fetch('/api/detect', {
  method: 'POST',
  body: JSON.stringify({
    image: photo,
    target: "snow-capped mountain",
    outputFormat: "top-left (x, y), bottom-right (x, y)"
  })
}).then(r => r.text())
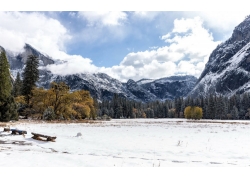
top-left (2, 44), bottom-right (197, 102)
top-left (38, 72), bottom-right (197, 102)
top-left (189, 15), bottom-right (250, 98)
top-left (141, 76), bottom-right (197, 100)
top-left (125, 79), bottom-right (157, 102)
top-left (6, 43), bottom-right (54, 69)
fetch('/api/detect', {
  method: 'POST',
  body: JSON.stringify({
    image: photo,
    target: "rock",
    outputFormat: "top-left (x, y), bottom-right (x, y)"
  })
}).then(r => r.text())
top-left (189, 15), bottom-right (250, 98)
top-left (76, 132), bottom-right (82, 137)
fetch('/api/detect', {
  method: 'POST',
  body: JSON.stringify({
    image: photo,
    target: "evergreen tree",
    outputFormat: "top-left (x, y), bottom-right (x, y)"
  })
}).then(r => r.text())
top-left (0, 51), bottom-right (12, 99)
top-left (174, 98), bottom-right (182, 118)
top-left (208, 94), bottom-right (215, 119)
top-left (240, 93), bottom-right (249, 119)
top-left (231, 105), bottom-right (239, 120)
top-left (12, 72), bottom-right (23, 97)
top-left (222, 97), bottom-right (228, 119)
top-left (0, 51), bottom-right (18, 121)
top-left (215, 95), bottom-right (225, 119)
top-left (22, 55), bottom-right (39, 104)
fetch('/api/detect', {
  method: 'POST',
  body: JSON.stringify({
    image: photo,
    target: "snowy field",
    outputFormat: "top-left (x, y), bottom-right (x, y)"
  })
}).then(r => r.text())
top-left (0, 118), bottom-right (250, 167)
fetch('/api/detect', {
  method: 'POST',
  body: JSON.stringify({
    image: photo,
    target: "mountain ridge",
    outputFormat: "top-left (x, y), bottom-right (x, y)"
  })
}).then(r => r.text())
top-left (1, 44), bottom-right (197, 102)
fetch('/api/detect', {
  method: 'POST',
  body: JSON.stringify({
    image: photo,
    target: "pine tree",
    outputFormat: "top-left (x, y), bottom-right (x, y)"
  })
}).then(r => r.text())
top-left (12, 72), bottom-right (23, 97)
top-left (231, 106), bottom-right (239, 120)
top-left (222, 97), bottom-right (228, 120)
top-left (174, 98), bottom-right (182, 118)
top-left (215, 95), bottom-right (225, 119)
top-left (0, 51), bottom-right (12, 100)
top-left (208, 94), bottom-right (215, 119)
top-left (0, 51), bottom-right (18, 121)
top-left (22, 55), bottom-right (39, 104)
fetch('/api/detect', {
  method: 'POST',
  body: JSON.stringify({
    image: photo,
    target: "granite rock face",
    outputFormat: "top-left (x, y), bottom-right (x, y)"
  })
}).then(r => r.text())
top-left (189, 15), bottom-right (250, 97)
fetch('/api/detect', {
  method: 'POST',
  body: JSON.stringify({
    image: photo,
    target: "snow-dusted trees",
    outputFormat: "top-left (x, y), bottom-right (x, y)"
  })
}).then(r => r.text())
top-left (98, 94), bottom-right (172, 119)
top-left (0, 51), bottom-right (18, 121)
top-left (98, 91), bottom-right (250, 120)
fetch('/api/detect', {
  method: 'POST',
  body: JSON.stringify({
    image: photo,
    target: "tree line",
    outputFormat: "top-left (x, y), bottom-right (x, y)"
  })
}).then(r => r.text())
top-left (2, 49), bottom-right (250, 121)
top-left (97, 92), bottom-right (250, 120)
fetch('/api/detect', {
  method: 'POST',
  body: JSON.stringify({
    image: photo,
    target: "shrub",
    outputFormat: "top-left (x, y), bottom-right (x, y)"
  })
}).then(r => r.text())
top-left (43, 106), bottom-right (55, 120)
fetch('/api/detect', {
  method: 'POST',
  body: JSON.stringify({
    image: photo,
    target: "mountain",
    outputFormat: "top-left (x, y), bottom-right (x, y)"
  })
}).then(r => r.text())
top-left (38, 72), bottom-right (197, 102)
top-left (6, 43), bottom-right (54, 70)
top-left (2, 44), bottom-right (197, 102)
top-left (141, 76), bottom-right (197, 100)
top-left (189, 15), bottom-right (250, 98)
top-left (48, 73), bottom-right (142, 101)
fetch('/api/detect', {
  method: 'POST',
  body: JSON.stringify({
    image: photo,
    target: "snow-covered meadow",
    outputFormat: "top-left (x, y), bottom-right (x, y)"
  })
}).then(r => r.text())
top-left (0, 119), bottom-right (250, 167)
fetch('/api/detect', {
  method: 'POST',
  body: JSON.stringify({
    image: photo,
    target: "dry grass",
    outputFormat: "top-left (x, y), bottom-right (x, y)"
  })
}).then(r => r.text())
top-left (1, 119), bottom-right (250, 128)
top-left (0, 119), bottom-right (104, 127)
top-left (0, 123), bottom-right (8, 127)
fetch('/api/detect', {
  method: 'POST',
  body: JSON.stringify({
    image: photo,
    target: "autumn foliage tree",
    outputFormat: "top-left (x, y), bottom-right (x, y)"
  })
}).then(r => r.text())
top-left (184, 106), bottom-right (203, 120)
top-left (30, 81), bottom-right (96, 120)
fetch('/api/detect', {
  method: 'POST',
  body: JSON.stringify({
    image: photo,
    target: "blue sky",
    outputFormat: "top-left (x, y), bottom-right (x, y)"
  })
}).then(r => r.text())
top-left (42, 11), bottom-right (246, 67)
top-left (0, 8), bottom-right (249, 82)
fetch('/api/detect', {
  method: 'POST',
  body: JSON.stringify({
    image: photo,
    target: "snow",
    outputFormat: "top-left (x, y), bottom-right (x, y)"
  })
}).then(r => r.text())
top-left (137, 79), bottom-right (155, 85)
top-left (10, 69), bottom-right (23, 79)
top-left (1, 119), bottom-right (250, 167)
top-left (191, 41), bottom-right (250, 97)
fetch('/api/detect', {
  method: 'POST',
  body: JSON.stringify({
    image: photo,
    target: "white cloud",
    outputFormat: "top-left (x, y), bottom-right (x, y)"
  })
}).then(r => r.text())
top-left (163, 17), bottom-right (219, 60)
top-left (45, 55), bottom-right (98, 75)
top-left (176, 61), bottom-right (204, 77)
top-left (69, 12), bottom-right (77, 17)
top-left (75, 11), bottom-right (129, 44)
top-left (0, 11), bottom-right (71, 58)
top-left (132, 11), bottom-right (160, 21)
top-left (185, 11), bottom-right (250, 39)
top-left (96, 60), bottom-right (177, 82)
top-left (109, 16), bottom-right (220, 81)
top-left (79, 11), bottom-right (127, 26)
top-left (41, 16), bottom-right (221, 82)
top-left (0, 12), bottom-right (228, 83)
top-left (0, 11), bottom-right (102, 78)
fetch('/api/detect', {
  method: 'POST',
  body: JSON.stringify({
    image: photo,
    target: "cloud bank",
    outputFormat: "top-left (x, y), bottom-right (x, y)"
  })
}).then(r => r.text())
top-left (0, 11), bottom-right (98, 76)
top-left (0, 12), bottom-right (71, 57)
top-left (45, 16), bottom-right (221, 82)
top-left (0, 11), bottom-right (238, 82)
top-left (107, 16), bottom-right (221, 81)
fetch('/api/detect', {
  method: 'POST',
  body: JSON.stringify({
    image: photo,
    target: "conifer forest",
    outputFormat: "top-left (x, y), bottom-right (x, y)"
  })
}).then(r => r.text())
top-left (1, 50), bottom-right (250, 121)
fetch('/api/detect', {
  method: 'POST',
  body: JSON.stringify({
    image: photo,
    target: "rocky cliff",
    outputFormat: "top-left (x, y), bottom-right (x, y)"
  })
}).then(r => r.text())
top-left (189, 15), bottom-right (250, 97)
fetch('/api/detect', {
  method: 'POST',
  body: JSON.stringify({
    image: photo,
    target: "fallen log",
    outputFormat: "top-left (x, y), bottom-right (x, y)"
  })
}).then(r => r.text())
top-left (3, 128), bottom-right (10, 132)
top-left (31, 132), bottom-right (56, 142)
top-left (10, 129), bottom-right (27, 135)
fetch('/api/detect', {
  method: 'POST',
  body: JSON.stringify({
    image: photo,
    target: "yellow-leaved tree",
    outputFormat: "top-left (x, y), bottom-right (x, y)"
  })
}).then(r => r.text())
top-left (184, 106), bottom-right (203, 120)
top-left (30, 82), bottom-right (96, 120)
top-left (71, 90), bottom-right (96, 119)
